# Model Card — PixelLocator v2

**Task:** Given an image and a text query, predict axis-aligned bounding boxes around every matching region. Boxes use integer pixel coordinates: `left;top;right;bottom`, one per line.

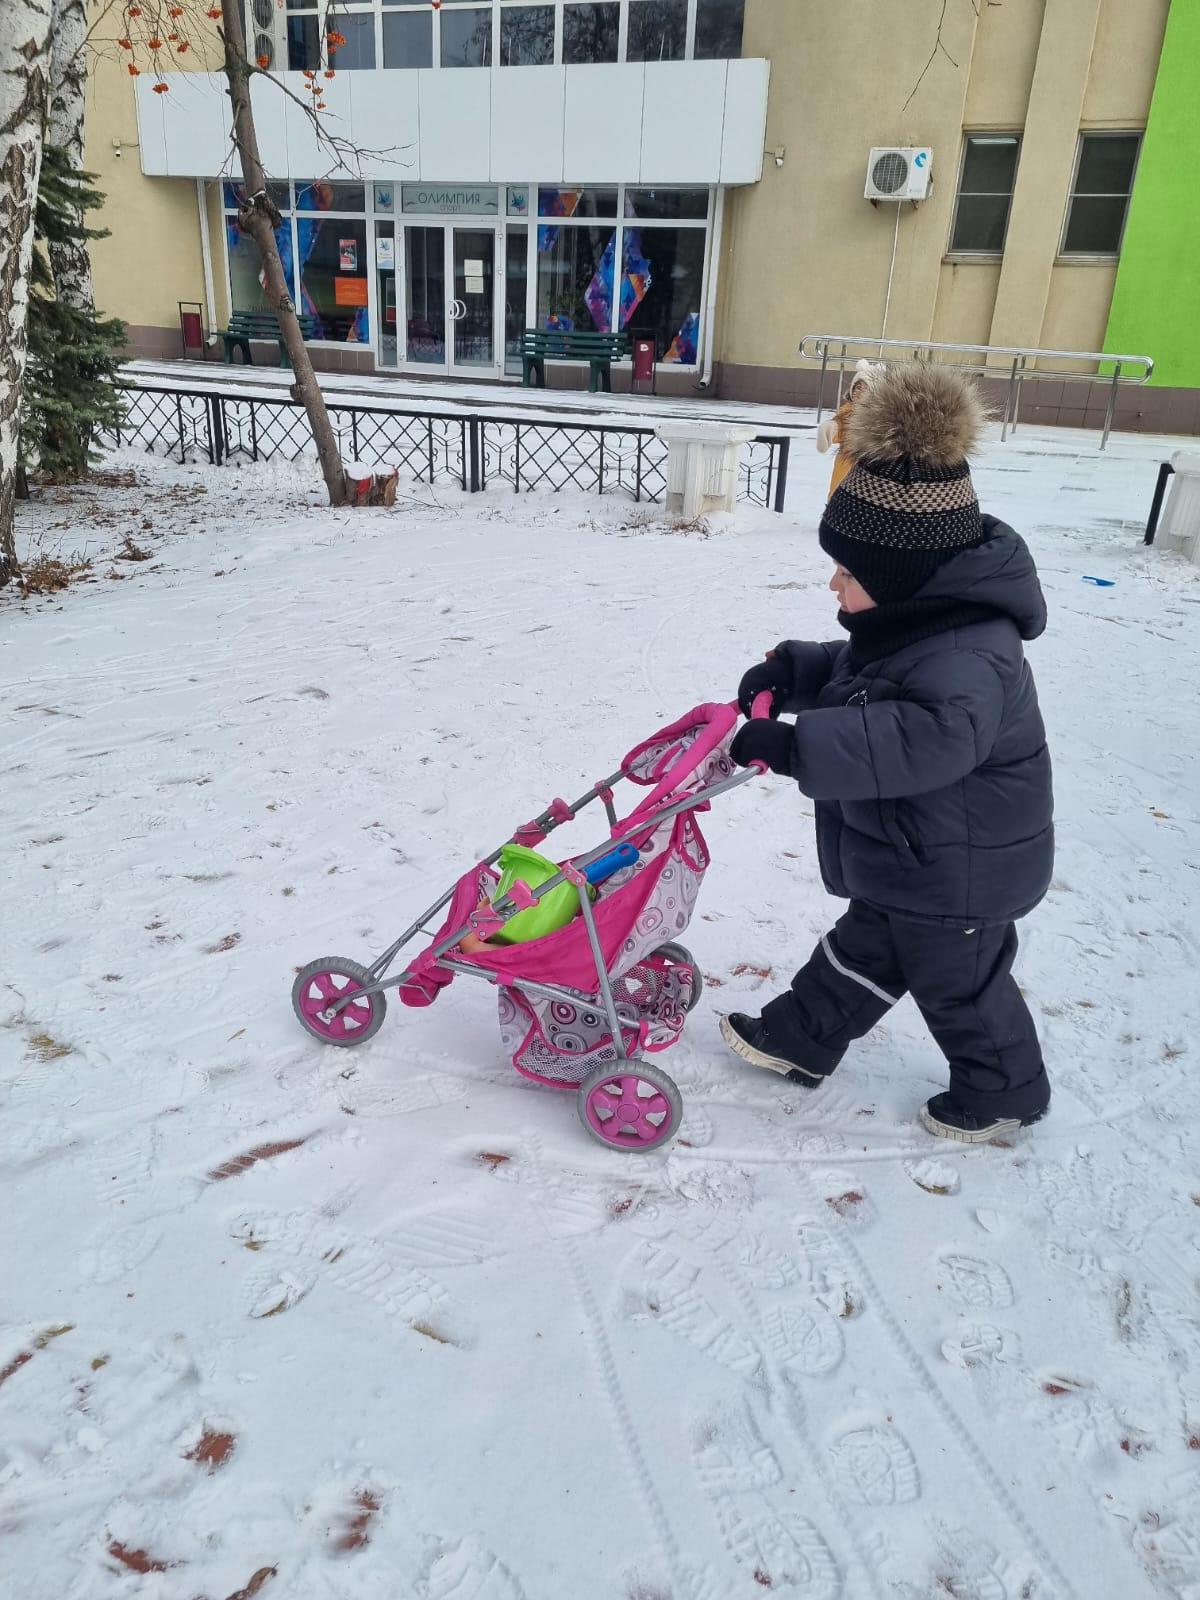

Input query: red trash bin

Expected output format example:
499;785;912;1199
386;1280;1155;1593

632;337;657;393
179;301;205;359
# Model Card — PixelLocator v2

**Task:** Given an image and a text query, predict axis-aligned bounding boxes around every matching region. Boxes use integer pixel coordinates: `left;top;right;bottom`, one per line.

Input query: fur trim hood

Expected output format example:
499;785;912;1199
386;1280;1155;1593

842;362;987;469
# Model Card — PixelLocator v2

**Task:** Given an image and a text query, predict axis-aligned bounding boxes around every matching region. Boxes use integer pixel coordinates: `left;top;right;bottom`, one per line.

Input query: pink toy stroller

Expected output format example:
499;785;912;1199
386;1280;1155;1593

292;698;771;1152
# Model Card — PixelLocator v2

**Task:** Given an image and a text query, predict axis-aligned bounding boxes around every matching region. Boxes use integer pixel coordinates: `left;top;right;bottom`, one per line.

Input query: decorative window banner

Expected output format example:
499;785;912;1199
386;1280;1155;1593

334;277;369;308
376;237;395;269
374;185;395;212
619;228;652;328
401;184;499;215
664;310;700;365
339;238;358;271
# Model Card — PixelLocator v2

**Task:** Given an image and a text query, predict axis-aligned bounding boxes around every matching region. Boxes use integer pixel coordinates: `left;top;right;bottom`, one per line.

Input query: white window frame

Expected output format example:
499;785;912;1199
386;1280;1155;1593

274;0;744;68
223;179;718;372
221;179;374;350
1057;129;1142;263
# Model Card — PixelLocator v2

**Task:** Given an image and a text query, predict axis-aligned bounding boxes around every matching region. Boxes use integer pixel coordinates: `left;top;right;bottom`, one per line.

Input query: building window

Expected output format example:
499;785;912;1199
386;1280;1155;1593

298;215;370;339
286;8;320;70
296;181;367;212
440;1;492;66
625;186;708;220
1061;132;1141;257
331;10;376;68
500;4;554;64
537;222;615;333
382;7;433;68
694;0;744;59
530;183;708;364
628;0;687;62
562;1;619;63
223;182;370;346
950;134;1020;254
621;226;705;362
281;0;745;69
538;184;618;218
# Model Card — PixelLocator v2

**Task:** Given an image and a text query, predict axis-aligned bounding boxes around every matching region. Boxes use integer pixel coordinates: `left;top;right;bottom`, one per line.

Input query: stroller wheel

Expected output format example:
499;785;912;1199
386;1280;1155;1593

292;956;386;1047
653;942;704;1013
578;1060;682;1153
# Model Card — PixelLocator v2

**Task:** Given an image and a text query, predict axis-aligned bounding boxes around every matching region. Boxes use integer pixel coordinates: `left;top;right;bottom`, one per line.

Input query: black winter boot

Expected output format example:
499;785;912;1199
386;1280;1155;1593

920;1092;1047;1144
719;1013;828;1086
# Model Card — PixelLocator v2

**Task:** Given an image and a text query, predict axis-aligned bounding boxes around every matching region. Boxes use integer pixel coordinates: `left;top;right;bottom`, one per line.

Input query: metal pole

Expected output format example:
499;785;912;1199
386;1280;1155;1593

1000;357;1018;444
774;438;790;514
1100;362;1121;452
575;880;628;1062
816;343;829;425
1144;460;1174;545
1010;355;1026;437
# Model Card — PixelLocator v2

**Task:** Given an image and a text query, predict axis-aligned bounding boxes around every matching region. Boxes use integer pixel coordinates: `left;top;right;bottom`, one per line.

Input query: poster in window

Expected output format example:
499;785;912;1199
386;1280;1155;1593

339;238;358;272
334;277;369;307
377;237;395;269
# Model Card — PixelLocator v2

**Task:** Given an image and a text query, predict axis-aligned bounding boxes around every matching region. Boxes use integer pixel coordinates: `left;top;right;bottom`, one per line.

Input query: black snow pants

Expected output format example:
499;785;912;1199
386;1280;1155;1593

760;900;1050;1121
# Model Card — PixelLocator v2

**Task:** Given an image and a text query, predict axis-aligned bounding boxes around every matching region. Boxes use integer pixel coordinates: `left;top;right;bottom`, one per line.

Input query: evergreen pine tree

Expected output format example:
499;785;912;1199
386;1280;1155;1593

21;145;127;484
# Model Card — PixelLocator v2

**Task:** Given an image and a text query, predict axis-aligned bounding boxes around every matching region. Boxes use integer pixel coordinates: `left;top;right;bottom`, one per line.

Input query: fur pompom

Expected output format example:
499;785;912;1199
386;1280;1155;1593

842;362;987;468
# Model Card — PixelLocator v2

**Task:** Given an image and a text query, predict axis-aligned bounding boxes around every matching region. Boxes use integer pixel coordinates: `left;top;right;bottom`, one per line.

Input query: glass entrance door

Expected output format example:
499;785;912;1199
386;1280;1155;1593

504;225;528;377
396;222;502;376
450;227;497;374
403;225;447;367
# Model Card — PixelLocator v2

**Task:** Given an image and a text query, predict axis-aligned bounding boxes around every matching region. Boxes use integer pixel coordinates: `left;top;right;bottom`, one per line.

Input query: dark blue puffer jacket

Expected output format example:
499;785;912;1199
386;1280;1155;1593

776;518;1053;926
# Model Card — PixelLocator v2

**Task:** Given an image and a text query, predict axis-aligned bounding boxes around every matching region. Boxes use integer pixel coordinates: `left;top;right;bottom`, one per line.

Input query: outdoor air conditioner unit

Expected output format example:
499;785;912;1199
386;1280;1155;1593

865;147;933;202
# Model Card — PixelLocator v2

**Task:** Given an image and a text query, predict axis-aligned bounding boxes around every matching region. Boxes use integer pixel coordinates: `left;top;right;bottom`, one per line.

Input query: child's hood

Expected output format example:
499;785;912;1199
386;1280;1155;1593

911;517;1047;640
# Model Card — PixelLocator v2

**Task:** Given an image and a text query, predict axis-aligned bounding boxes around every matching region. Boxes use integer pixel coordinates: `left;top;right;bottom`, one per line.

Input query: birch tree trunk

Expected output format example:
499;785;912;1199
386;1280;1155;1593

0;0;53;589
48;0;92;312
221;1;347;507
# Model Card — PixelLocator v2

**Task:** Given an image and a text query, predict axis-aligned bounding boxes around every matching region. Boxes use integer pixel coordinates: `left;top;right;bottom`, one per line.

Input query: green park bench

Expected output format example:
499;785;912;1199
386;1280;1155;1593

221;309;319;368
521;329;629;394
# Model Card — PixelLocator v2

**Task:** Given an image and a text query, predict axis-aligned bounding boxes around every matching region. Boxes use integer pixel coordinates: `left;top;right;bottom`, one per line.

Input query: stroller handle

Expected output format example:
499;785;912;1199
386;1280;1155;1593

745;689;775;776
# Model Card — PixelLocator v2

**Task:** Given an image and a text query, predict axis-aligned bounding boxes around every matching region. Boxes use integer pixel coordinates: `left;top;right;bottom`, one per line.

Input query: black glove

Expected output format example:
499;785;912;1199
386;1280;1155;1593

730;719;794;776
737;651;793;718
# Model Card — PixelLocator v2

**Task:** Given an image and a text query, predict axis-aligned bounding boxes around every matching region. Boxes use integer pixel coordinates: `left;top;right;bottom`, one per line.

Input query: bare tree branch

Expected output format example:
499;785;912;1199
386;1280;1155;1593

902;0;1000;114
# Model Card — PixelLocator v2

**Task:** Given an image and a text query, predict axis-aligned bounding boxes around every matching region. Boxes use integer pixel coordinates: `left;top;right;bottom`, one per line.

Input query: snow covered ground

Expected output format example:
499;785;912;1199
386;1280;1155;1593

2;419;1199;1600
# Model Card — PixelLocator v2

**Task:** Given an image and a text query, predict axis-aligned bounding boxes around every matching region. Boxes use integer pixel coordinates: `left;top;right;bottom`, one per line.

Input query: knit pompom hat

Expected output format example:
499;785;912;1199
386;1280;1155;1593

820;363;988;605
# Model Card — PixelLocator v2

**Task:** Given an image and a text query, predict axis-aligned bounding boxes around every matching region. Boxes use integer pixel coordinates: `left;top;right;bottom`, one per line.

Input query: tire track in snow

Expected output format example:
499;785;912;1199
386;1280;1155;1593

522;1134;682;1577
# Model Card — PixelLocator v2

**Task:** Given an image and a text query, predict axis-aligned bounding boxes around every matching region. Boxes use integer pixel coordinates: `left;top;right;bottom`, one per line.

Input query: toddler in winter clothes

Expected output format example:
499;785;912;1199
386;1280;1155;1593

726;363;1053;1143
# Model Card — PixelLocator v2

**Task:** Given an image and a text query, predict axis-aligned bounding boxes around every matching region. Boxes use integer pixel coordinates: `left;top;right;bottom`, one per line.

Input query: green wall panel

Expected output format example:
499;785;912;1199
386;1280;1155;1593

1104;0;1200;387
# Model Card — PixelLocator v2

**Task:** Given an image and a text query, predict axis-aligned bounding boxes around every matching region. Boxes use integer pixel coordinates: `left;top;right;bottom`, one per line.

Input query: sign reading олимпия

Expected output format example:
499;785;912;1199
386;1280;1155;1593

400;184;500;215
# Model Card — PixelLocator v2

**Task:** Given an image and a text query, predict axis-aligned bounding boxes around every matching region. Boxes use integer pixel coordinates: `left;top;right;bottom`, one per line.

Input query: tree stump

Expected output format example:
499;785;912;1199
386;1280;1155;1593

343;467;399;507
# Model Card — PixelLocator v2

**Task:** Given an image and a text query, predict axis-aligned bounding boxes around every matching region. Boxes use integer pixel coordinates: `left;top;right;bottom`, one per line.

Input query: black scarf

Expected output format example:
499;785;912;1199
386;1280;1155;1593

840;597;1001;668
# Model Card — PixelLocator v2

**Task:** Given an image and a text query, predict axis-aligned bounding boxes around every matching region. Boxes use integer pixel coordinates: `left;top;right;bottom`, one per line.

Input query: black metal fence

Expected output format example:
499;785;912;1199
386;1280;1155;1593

101;381;791;512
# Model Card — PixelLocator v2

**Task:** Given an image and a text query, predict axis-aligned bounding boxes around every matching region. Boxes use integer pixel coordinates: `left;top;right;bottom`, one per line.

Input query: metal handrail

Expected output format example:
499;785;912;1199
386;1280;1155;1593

798;334;1155;451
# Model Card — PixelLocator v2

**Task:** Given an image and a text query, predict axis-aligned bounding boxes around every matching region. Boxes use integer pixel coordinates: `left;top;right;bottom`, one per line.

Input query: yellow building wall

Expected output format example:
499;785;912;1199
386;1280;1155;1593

930;261;1003;349
719;0;985;376
961;0;1042;129
84;20;222;348
718;0;1168;382
1041;265;1118;365
1083;0;1170;124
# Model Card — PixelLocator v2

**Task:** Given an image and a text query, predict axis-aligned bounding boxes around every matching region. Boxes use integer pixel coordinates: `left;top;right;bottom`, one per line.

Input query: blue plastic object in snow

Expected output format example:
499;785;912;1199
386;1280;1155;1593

1082;576;1117;586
